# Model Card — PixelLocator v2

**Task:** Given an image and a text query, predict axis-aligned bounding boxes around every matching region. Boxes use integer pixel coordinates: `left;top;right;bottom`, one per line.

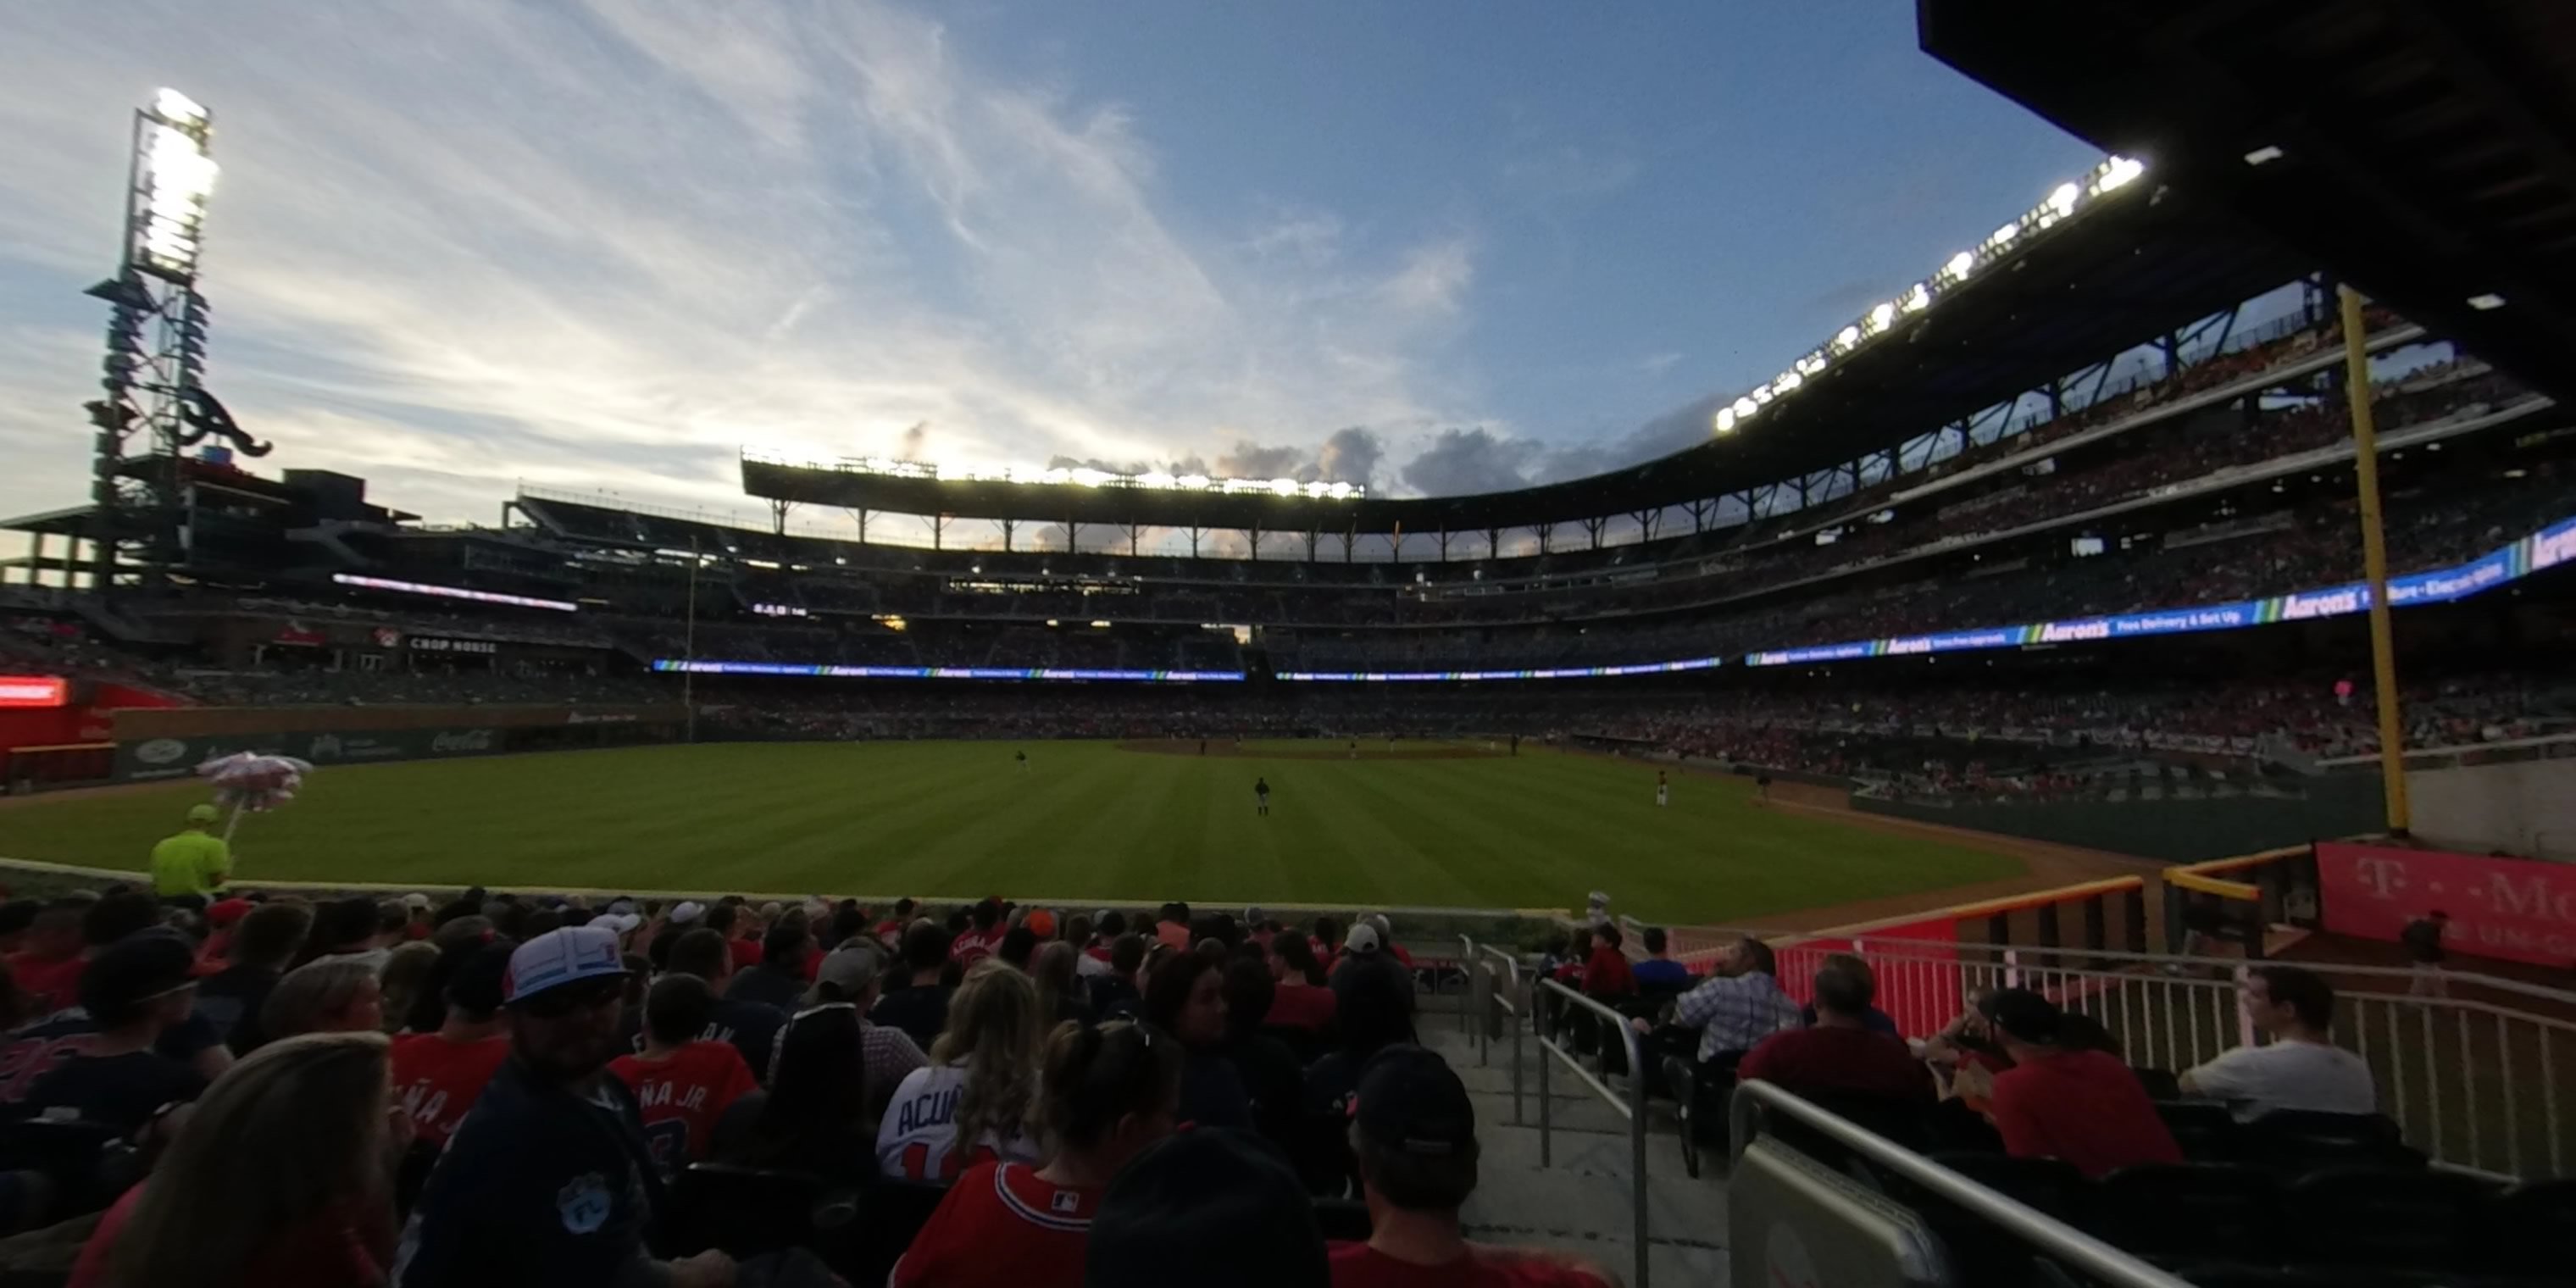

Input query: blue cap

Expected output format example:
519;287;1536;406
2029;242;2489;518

503;925;628;1003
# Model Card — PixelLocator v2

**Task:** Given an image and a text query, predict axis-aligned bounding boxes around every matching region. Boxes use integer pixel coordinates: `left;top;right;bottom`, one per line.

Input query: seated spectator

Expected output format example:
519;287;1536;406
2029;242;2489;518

610;974;757;1179
1631;927;1693;991
1364;915;1414;970
664;928;786;1081
1266;934;1338;1034
953;899;1008;966
1089;935;1148;1020
711;902;762;974
375;941;441;1036
1306;952;1419;1118
1795;953;1900;1037
997;926;1039;973
1033;941;1089;1026
880;958;1043;1180
2180;966;2377;1118
1582;924;1635;1002
1220;957;1306;1151
5;931;208;1139
1973;989;2181;1178
872;921;957;1052
810;941;928;1121
1144;949;1252;1129
726;919;813;1012
1331;1046;1614;1287
874;898;917;946
1312;916;1345;974
255;958;385;1047
67;1032;403;1288
197;900;314;1052
6;898;92;1017
399;925;733;1286
1153;902;1193;953
1076;912;1124;978
390;940;514;1151
1087;1129;1327;1288
714;1001;885;1190
893;1020;1182;1288
1330;923;1417;1046
1740;959;1930;1102
300;897;390;972
1635;936;1801;1066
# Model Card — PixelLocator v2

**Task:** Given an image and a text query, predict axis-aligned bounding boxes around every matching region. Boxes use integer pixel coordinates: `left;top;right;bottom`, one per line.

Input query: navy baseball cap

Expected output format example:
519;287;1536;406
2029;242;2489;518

1353;1044;1476;1158
503;925;627;1004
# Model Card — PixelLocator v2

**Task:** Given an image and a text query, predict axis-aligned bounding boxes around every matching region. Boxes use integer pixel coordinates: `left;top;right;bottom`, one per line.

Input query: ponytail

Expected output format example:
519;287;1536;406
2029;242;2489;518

1035;1019;1181;1152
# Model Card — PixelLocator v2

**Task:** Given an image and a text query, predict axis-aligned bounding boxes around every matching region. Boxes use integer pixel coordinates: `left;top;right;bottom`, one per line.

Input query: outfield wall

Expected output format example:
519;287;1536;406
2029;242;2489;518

110;703;686;781
1852;774;2385;862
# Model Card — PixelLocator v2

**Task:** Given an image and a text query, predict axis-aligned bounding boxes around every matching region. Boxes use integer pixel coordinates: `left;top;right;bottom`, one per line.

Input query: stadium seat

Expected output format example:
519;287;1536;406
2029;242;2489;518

2085;1163;2282;1264
2279;1166;2496;1270
1924;1152;2089;1224
2241;1109;2422;1172
2478;1177;2576;1278
2151;1100;2243;1163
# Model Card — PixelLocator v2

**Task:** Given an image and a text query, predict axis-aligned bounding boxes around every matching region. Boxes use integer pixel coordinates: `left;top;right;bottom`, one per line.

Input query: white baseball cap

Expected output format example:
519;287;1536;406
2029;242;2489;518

1344;923;1383;955
668;901;706;925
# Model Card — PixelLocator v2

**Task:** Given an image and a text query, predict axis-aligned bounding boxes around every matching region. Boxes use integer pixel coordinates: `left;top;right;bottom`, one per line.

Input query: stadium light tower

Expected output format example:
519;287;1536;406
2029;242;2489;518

80;87;223;597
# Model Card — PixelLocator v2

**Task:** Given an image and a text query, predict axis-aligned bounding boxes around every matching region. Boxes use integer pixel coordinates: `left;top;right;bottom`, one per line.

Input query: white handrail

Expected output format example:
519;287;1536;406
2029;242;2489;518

1535;978;1650;1288
1728;1080;2198;1288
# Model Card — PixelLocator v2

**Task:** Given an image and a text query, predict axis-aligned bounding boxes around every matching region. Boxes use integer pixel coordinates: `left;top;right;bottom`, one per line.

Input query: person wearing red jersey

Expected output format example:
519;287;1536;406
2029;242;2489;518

611;974;756;1178
7;899;93;1018
389;941;514;1150
894;1018;1180;1288
952;899;1008;967
1330;1045;1614;1288
1266;934;1339;1034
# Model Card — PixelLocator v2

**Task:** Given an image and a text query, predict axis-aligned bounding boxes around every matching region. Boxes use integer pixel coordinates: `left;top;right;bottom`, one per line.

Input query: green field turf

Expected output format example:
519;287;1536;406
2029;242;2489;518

0;741;2023;922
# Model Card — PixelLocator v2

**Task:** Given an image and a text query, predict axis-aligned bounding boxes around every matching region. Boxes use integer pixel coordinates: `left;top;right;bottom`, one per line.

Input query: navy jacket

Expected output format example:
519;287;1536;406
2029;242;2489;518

396;1054;669;1287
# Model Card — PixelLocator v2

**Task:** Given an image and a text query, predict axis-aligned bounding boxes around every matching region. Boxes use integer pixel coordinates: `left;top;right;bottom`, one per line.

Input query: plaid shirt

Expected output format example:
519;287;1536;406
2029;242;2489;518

1672;970;1802;1063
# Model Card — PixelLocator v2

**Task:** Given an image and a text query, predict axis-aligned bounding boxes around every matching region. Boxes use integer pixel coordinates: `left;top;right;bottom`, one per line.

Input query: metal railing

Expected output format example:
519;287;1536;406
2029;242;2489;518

1534;978;1651;1288
1728;1080;2197;1288
1665;931;2576;1177
1483;945;1525;1124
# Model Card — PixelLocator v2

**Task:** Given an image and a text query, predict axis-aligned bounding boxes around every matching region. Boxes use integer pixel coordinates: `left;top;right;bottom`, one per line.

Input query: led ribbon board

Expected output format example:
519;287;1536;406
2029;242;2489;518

651;661;1243;682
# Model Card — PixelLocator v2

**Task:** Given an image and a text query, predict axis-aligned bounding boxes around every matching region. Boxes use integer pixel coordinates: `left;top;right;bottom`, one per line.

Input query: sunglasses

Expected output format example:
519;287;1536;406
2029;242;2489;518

514;975;625;1019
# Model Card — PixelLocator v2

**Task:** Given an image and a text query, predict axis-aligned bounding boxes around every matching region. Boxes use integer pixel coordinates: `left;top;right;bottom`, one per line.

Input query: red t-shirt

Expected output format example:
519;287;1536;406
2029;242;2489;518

1154;921;1192;952
1988;1049;2182;1179
1581;945;1634;1000
610;1041;757;1174
1268;981;1339;1032
1329;1241;1612;1288
1083;942;1114;963
892;1161;1097;1288
730;936;763;973
8;953;86;1017
389;1032;512;1149
1739;1026;1932;1103
953;928;1006;965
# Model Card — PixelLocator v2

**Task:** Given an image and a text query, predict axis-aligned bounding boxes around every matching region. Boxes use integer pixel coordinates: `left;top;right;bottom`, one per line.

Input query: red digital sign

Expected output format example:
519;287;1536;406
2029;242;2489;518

0;676;69;708
2318;841;2576;968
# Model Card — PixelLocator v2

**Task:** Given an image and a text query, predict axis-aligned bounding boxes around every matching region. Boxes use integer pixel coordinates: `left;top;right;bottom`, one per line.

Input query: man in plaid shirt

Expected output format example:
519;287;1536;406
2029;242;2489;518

1635;937;1802;1063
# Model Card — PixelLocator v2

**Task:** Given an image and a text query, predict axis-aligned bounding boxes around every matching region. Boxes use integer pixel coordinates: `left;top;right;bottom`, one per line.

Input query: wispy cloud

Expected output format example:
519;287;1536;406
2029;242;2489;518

0;1;1490;523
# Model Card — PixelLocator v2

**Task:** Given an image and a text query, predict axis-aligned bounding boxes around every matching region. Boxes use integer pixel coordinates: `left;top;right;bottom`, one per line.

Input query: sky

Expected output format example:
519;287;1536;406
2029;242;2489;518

0;1;2103;530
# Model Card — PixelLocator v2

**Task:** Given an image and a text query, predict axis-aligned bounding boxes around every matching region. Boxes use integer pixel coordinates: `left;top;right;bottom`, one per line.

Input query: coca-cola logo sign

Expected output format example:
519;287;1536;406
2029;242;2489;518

431;729;497;753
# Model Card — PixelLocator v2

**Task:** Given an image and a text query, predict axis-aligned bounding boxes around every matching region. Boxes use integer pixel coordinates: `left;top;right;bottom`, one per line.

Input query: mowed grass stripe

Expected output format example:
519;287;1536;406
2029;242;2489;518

0;741;2023;921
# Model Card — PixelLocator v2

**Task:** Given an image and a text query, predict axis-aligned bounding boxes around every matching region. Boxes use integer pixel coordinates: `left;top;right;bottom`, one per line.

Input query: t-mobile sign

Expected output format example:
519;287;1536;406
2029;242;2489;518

2317;841;2576;968
0;676;68;708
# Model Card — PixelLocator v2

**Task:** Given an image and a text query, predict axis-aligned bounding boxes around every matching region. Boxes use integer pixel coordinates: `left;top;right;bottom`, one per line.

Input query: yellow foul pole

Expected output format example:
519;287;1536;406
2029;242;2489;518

2337;286;2411;836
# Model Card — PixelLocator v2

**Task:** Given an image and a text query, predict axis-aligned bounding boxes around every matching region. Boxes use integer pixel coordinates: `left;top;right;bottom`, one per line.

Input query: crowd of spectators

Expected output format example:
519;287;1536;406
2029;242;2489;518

0;862;1620;1287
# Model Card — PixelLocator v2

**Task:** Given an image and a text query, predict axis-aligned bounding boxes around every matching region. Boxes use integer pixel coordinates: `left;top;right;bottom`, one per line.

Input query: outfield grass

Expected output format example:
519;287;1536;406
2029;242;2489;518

0;741;2021;922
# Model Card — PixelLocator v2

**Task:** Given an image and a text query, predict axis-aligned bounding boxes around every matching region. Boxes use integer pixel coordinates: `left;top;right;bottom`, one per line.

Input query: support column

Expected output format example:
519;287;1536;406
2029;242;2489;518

2340;285;2412;836
1581;516;1607;550
1001;518;1016;552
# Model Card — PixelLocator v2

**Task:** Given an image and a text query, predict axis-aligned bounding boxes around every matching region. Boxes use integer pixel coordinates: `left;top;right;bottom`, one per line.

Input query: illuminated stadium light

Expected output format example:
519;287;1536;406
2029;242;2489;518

331;573;578;613
1704;153;2149;437
2468;292;2507;311
2244;145;2285;166
133;92;218;283
654;660;1242;683
813;453;1367;500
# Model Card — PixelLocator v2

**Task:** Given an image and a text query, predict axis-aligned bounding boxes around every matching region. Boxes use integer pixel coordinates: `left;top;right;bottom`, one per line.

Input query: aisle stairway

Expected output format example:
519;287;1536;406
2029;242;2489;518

1415;1020;1731;1286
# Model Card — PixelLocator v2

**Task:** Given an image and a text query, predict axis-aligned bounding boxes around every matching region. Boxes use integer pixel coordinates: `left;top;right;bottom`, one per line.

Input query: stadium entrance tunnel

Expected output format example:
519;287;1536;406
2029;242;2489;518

1113;737;1513;761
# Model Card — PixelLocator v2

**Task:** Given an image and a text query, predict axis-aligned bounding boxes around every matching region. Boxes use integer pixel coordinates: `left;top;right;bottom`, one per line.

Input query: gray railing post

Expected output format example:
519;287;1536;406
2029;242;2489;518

1537;978;1652;1288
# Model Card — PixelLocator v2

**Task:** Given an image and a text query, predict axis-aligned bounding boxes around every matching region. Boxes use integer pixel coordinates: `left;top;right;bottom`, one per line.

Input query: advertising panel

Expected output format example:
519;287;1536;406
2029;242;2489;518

114;724;514;781
2316;841;2576;968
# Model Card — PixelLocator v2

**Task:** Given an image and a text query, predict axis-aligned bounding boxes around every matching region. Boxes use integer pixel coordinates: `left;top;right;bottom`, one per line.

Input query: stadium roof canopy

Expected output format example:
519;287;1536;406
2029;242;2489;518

1920;0;2576;406
744;175;2307;537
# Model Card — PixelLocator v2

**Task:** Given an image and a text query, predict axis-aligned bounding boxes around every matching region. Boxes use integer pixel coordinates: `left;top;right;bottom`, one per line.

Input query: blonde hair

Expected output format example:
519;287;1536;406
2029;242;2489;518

260;958;379;1041
1032;941;1081;1020
103;1031;394;1288
931;959;1041;1158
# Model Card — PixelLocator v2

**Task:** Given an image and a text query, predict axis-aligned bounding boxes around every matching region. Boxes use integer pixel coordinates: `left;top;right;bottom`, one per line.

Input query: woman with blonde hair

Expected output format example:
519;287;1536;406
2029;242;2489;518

1031;940;1088;1026
70;1030;407;1288
875;959;1042;1181
253;958;385;1049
